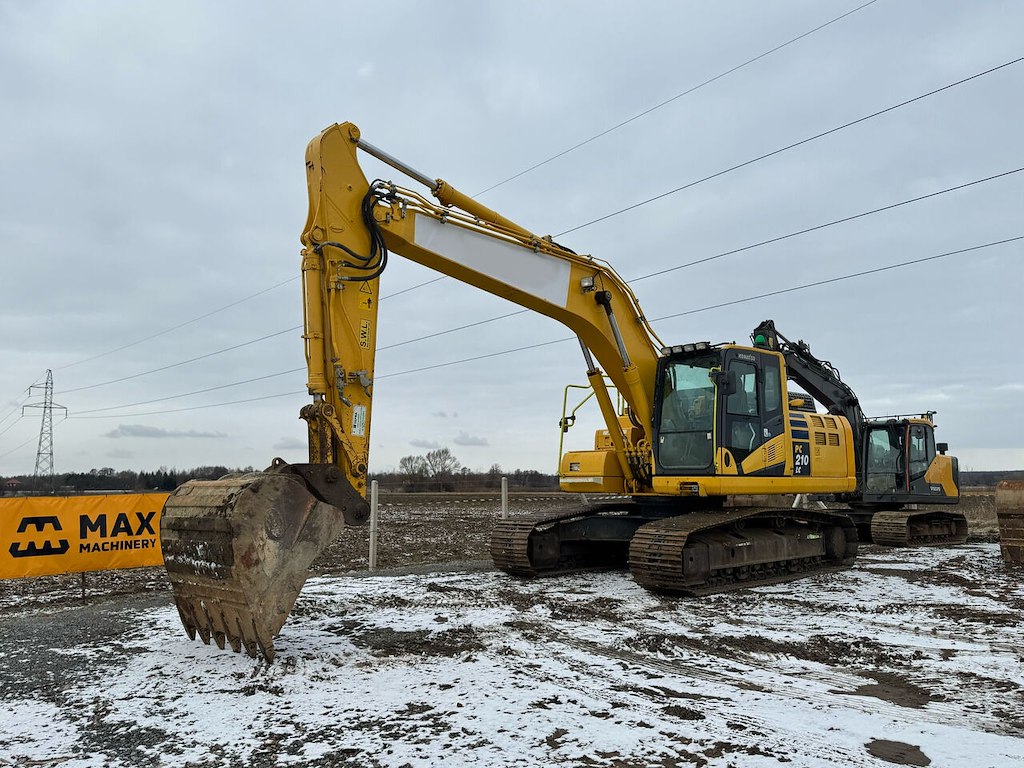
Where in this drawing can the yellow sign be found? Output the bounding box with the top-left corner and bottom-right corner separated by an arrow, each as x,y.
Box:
0,493 -> 169,579
358,282 -> 374,310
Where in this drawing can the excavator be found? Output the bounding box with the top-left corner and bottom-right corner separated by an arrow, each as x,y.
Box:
748,320 -> 966,546
159,121 -> 959,660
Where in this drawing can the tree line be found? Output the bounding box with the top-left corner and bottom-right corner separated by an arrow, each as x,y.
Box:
1,465 -> 253,494
379,447 -> 557,492
0,448 -> 559,495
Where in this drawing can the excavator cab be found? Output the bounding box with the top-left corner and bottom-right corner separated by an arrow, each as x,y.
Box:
855,417 -> 966,546
648,343 -> 854,493
861,417 -> 960,505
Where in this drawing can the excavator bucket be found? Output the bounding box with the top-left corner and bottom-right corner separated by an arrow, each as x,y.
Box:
160,460 -> 364,660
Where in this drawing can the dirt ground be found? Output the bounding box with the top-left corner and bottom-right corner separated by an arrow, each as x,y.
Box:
1,491 -> 1019,768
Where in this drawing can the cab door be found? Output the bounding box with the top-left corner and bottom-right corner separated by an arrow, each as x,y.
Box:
719,350 -> 785,472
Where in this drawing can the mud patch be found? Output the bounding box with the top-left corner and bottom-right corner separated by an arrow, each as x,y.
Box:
836,672 -> 940,709
866,738 -> 931,766
349,626 -> 484,657
702,632 -> 920,669
662,704 -> 705,720
932,603 -> 1020,627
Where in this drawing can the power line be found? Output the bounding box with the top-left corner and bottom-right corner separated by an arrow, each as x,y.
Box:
57,269 -> 476,395
556,56 -> 1024,236
0,415 -> 26,440
47,54 -> 1017,391
474,0 -> 881,196
379,310 -> 527,351
56,276 -> 298,372
0,386 -> 34,428
68,390 -> 304,419
64,235 -> 1020,419
349,56 -> 1024,306
381,277 -> 446,301
375,166 -> 1022,352
0,432 -> 37,461
59,326 -> 301,395
46,3 -> 875,380
371,235 -> 1024,375
43,44 -> 1014,393
70,368 -> 305,415
60,165 -> 1021,404
376,338 -> 571,380
649,235 -> 1024,323
629,166 -> 1024,282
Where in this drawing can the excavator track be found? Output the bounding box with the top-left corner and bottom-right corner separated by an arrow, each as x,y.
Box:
869,509 -> 969,547
629,508 -> 858,595
491,504 -> 858,595
490,502 -> 644,577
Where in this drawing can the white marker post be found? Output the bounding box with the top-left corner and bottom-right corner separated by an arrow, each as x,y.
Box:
501,476 -> 508,520
369,479 -> 379,571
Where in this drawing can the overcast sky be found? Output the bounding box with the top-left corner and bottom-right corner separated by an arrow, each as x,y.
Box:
1,1 -> 1021,478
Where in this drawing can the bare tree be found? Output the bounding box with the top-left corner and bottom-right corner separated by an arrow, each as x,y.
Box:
424,447 -> 461,490
398,455 -> 428,477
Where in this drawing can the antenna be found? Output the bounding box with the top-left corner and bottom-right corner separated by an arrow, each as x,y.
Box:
23,370 -> 67,491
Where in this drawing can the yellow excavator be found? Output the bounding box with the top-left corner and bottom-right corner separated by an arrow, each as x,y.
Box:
160,122 -> 963,660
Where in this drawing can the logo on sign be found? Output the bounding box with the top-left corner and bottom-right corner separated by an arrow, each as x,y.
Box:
9,516 -> 70,558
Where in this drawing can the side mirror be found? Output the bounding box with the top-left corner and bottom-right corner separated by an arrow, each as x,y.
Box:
710,370 -> 738,395
937,442 -> 948,455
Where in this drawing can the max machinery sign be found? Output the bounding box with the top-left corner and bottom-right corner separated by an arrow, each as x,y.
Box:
0,493 -> 169,578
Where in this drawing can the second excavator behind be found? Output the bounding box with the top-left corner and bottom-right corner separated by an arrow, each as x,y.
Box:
160,122 -> 963,660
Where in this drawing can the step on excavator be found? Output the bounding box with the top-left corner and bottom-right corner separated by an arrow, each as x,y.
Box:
160,122 -> 959,660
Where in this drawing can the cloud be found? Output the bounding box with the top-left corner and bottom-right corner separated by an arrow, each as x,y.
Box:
409,439 -> 441,450
272,437 -> 307,450
103,424 -> 227,439
432,410 -> 448,418
105,449 -> 135,459
453,431 -> 488,447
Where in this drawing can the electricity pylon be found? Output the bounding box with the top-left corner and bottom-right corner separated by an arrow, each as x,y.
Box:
23,370 -> 67,491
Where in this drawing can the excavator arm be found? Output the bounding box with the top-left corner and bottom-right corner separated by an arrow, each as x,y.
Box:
160,122 -> 665,659
752,319 -> 866,449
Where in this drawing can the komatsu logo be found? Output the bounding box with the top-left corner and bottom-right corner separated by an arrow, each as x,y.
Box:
79,511 -> 158,553
9,516 -> 70,558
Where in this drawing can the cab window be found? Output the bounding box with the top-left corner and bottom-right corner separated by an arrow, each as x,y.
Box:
726,361 -> 758,416
762,359 -> 781,414
909,424 -> 932,478
657,356 -> 716,470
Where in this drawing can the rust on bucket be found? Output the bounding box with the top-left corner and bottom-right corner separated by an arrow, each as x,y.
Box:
995,481 -> 1024,566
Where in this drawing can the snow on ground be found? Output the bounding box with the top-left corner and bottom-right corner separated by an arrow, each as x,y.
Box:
2,543 -> 1023,767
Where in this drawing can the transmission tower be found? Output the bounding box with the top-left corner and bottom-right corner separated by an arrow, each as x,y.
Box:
23,370 -> 67,490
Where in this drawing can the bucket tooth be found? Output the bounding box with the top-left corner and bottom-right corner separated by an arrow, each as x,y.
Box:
254,621 -> 277,662
175,601 -> 198,641
238,626 -> 258,659
195,614 -> 212,646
